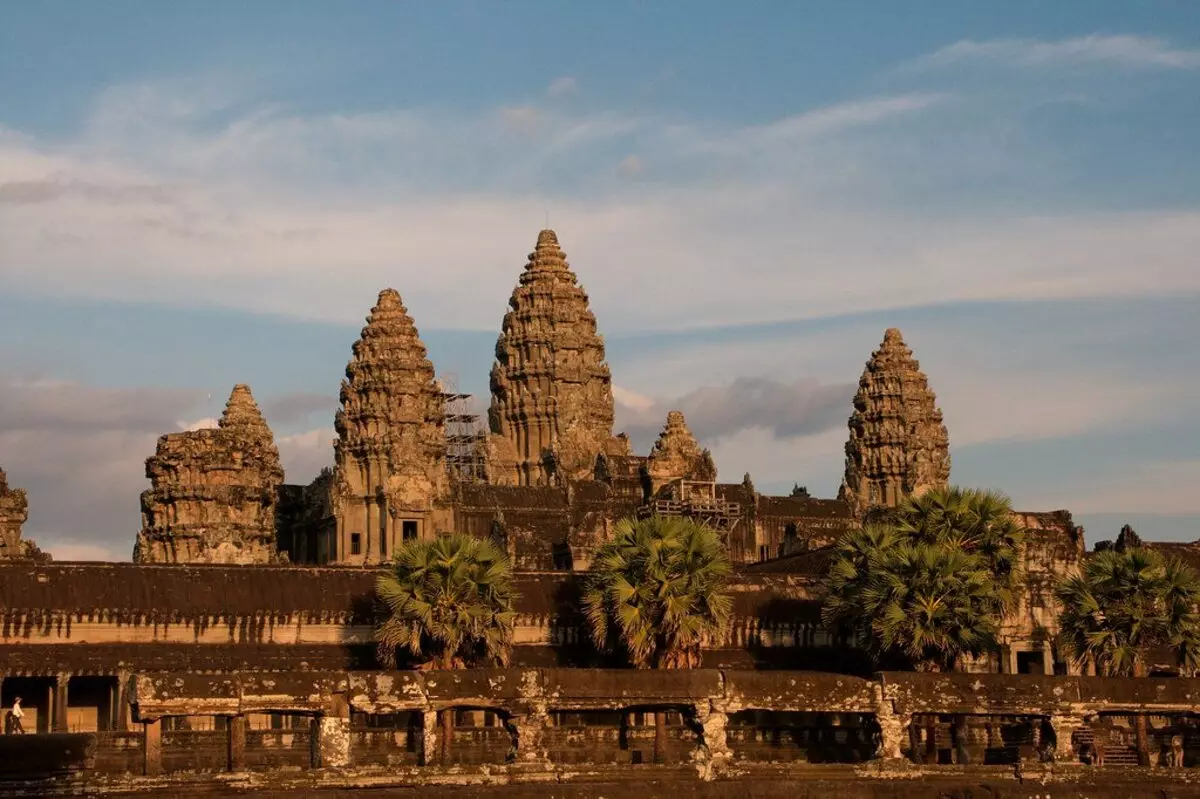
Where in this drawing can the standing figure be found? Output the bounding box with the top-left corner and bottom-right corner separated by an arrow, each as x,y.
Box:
10,697 -> 25,734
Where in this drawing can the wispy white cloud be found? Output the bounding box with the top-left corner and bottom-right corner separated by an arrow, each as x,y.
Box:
546,76 -> 579,97
1,71 -> 1197,335
908,34 -> 1200,72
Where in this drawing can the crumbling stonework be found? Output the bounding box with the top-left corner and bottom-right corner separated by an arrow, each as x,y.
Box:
838,328 -> 950,516
135,385 -> 284,564
332,289 -> 448,564
488,230 -> 617,487
0,467 -> 45,561
646,411 -> 717,498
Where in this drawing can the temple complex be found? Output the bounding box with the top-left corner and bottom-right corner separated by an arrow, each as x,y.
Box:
3,227 -> 1197,794
838,327 -> 951,516
133,384 -> 284,564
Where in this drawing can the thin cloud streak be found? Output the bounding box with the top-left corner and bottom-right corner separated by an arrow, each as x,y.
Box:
907,34 -> 1200,72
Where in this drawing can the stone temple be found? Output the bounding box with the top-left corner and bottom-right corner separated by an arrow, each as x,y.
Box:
2,229 -> 1197,795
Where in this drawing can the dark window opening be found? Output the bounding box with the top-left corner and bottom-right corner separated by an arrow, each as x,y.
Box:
552,542 -> 573,571
402,520 -> 418,541
350,533 -> 362,556
1016,650 -> 1045,674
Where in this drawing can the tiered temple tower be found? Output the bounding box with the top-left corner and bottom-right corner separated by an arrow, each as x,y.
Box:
488,229 -> 616,486
0,467 -> 32,560
838,328 -> 950,516
135,384 -> 285,564
645,411 -> 717,498
332,289 -> 447,564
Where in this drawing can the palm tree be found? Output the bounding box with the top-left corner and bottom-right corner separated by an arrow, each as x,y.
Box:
583,515 -> 732,763
1056,546 -> 1200,765
375,532 -> 517,764
895,487 -> 1024,606
824,487 -> 1023,671
823,487 -> 1024,762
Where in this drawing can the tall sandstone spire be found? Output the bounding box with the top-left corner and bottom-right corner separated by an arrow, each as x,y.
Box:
333,289 -> 446,564
135,384 -> 284,564
488,229 -> 615,486
839,328 -> 950,516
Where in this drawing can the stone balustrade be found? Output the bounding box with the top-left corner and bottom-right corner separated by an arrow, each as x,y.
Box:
114,669 -> 1200,776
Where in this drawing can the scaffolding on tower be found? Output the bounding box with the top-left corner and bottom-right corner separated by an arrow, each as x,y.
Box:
437,372 -> 488,483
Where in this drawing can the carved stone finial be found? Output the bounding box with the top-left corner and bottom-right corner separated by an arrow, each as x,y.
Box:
332,288 -> 447,563
489,229 -> 615,486
839,328 -> 950,516
135,384 -> 285,564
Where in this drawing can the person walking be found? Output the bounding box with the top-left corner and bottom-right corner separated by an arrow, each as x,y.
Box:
10,697 -> 25,734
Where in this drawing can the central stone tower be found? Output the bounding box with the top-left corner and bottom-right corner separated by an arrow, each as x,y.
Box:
488,229 -> 616,486
332,289 -> 447,564
838,328 -> 951,516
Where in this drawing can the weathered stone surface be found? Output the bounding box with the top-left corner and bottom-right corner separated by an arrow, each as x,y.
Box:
134,385 -> 285,564
838,328 -> 950,516
0,466 -> 47,561
488,230 -> 617,487
646,411 -> 717,498
332,289 -> 447,564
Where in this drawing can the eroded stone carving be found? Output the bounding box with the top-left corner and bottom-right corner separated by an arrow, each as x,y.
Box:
0,467 -> 45,561
646,411 -> 717,497
134,384 -> 284,564
488,230 -> 617,486
839,328 -> 950,516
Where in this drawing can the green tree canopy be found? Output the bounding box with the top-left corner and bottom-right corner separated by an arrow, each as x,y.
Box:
583,515 -> 732,670
1056,545 -> 1200,678
822,486 -> 1025,672
374,532 -> 517,670
1056,544 -> 1200,765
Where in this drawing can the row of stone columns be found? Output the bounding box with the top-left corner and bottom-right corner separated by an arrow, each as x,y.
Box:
132,704 -> 1107,775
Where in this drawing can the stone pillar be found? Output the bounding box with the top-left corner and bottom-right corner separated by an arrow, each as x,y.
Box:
53,674 -> 70,732
875,687 -> 909,761
316,715 -> 351,768
144,719 -> 162,776
1050,714 -> 1084,763
692,703 -> 732,779
1001,644 -> 1017,675
509,709 -> 549,763
115,672 -> 131,732
1043,642 -> 1056,676
419,710 -> 438,766
227,715 -> 247,772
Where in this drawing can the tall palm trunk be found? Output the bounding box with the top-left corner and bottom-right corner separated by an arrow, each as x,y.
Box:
653,710 -> 667,764
1133,660 -> 1151,767
441,709 -> 454,765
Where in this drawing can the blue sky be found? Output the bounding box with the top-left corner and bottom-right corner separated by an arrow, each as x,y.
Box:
1,2 -> 1198,559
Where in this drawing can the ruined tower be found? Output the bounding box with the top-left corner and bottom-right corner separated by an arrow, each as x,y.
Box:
332,289 -> 447,564
0,467 -> 35,560
839,328 -> 950,516
135,384 -> 285,564
645,411 -> 717,498
488,229 -> 616,486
